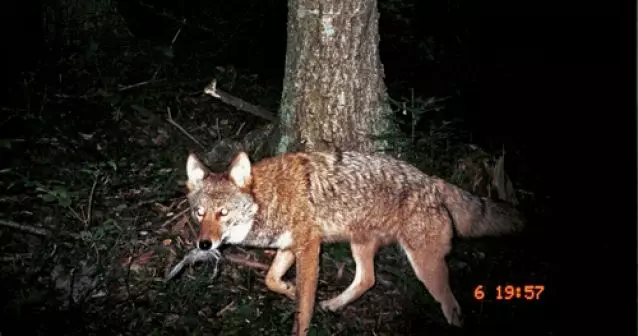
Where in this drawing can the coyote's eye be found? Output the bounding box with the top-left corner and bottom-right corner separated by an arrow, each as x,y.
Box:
219,208 -> 228,217
196,207 -> 205,217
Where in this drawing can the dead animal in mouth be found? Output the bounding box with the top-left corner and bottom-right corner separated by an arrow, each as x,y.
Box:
165,248 -> 222,281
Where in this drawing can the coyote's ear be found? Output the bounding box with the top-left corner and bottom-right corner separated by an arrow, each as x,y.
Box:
186,154 -> 208,191
229,152 -> 252,188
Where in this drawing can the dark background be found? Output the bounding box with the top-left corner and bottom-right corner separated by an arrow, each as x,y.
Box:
2,0 -> 615,197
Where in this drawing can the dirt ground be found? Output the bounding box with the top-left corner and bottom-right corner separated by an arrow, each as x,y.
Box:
0,57 -> 555,335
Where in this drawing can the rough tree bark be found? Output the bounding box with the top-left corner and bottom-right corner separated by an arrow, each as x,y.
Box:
276,0 -> 391,154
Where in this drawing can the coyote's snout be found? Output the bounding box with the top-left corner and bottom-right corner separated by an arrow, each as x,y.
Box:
185,151 -> 524,335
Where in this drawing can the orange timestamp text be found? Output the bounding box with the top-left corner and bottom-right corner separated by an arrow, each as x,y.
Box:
473,284 -> 545,301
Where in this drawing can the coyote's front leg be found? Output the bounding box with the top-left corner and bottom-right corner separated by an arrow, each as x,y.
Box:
265,249 -> 296,299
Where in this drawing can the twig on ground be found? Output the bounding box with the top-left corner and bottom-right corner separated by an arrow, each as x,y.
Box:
204,80 -> 276,121
154,199 -> 187,213
161,207 -> 190,228
235,122 -> 246,136
166,107 -> 206,149
0,219 -> 50,236
170,20 -> 184,44
68,207 -> 85,225
153,21 -> 185,80
117,79 -> 164,92
86,173 -> 99,227
175,198 -> 188,209
130,198 -> 163,210
0,219 -> 79,240
223,253 -> 270,271
216,300 -> 236,317
164,198 -> 189,212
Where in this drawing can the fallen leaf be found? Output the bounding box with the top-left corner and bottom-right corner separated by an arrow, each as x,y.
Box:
136,250 -> 155,264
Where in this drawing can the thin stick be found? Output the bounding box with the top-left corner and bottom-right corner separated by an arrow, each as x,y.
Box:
175,198 -> 188,209
117,80 -> 164,92
0,219 -> 50,236
235,121 -> 246,136
216,300 -> 236,317
0,220 -> 81,241
166,107 -> 206,149
161,207 -> 190,228
67,206 -> 85,225
204,80 -> 275,121
170,21 -> 185,44
153,23 -> 184,80
86,174 -> 99,227
223,253 -> 270,271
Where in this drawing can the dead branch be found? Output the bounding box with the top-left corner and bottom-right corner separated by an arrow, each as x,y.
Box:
153,24 -> 183,80
161,207 -> 190,228
223,253 -> 270,271
0,219 -> 50,236
166,107 -> 206,149
204,80 -> 276,121
216,300 -> 236,317
117,79 -> 164,92
0,219 -> 81,241
86,174 -> 99,227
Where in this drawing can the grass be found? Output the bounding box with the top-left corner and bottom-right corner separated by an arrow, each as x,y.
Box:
0,35 -> 554,336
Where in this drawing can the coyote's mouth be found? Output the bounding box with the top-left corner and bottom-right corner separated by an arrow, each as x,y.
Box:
165,248 -> 222,281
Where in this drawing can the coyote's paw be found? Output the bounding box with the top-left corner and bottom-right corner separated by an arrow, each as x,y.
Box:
281,282 -> 296,300
443,301 -> 463,327
265,277 -> 296,300
319,298 -> 343,312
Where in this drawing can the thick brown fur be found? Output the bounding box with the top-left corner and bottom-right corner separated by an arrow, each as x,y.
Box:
185,151 -> 524,336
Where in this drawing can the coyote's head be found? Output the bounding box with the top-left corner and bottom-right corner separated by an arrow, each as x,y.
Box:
185,152 -> 258,251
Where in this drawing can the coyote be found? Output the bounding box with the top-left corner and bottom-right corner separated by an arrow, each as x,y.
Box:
185,151 -> 524,335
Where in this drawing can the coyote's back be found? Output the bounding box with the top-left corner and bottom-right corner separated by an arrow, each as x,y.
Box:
300,151 -> 524,243
185,150 -> 524,336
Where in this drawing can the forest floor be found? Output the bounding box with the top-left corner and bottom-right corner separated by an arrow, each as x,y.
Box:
0,38 -> 555,336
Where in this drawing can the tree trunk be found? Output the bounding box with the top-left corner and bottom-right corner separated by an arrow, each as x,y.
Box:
276,0 -> 391,154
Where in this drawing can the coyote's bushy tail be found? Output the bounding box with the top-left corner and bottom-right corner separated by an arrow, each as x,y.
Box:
440,182 -> 525,238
